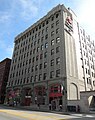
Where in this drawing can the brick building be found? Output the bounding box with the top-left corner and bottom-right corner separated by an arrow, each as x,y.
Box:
0,58 -> 11,103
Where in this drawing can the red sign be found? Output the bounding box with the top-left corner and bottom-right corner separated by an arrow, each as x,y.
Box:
65,15 -> 73,33
66,16 -> 72,24
49,93 -> 62,97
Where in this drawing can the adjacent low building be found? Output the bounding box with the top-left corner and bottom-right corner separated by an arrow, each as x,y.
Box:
6,4 -> 95,112
0,58 -> 11,104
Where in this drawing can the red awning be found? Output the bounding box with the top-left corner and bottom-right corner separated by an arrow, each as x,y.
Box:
49,93 -> 62,97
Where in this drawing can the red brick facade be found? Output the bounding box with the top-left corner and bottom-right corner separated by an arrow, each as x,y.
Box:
0,58 -> 11,103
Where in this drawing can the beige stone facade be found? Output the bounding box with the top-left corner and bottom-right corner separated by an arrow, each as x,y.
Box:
6,4 -> 95,112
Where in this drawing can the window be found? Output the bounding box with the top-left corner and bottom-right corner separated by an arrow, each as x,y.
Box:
27,77 -> 29,83
35,34 -> 37,38
23,61 -> 25,66
22,70 -> 23,75
56,46 -> 60,53
88,69 -> 90,75
43,73 -> 47,80
56,37 -> 60,43
30,76 -> 33,82
29,59 -> 31,64
38,31 -> 40,36
26,60 -> 28,65
45,34 -> 48,39
32,36 -> 34,40
46,20 -> 49,24
51,39 -> 54,45
39,25 -> 41,29
39,64 -> 42,69
39,74 -> 42,81
32,57 -> 35,62
27,52 -> 29,57
85,45 -> 87,50
44,52 -> 47,58
92,72 -> 93,77
56,28 -> 59,34
34,75 -> 37,82
51,49 -> 54,55
34,41 -> 36,46
56,57 -> 60,64
94,73 -> 95,78
42,22 -> 45,27
33,48 -> 35,54
40,54 -> 43,59
45,43 -> 48,48
25,68 -> 27,74
41,45 -> 43,50
25,46 -> 27,51
35,65 -> 38,71
42,29 -> 44,34
36,55 -> 39,61
44,62 -> 47,68
87,61 -> 89,66
85,68 -> 87,74
56,13 -> 59,18
51,59 -> 54,66
37,47 -> 40,52
82,43 -> 84,48
16,72 -> 18,77
86,53 -> 88,57
36,27 -> 38,31
31,43 -> 33,48
93,81 -> 95,86
30,50 -> 32,55
56,69 -> 60,77
23,78 -> 26,84
51,23 -> 54,28
31,66 -> 34,72
51,31 -> 54,36
41,37 -> 44,42
84,59 -> 86,65
20,79 -> 22,84
46,27 -> 48,32
38,39 -> 40,44
51,16 -> 54,21
87,78 -> 91,84
56,20 -> 59,26
50,71 -> 54,78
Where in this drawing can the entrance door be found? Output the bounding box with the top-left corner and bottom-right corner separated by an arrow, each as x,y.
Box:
25,98 -> 31,106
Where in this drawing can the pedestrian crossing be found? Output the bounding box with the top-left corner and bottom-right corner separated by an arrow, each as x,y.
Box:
71,113 -> 95,118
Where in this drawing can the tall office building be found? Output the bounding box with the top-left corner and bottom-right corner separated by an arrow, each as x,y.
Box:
0,58 -> 11,103
78,27 -> 95,91
6,4 -> 95,111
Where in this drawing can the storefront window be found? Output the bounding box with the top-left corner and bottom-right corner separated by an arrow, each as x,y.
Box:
34,86 -> 46,105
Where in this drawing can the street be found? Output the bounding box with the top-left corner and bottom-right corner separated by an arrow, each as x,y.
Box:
0,106 -> 95,120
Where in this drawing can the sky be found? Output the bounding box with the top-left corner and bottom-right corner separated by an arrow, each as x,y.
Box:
0,0 -> 95,61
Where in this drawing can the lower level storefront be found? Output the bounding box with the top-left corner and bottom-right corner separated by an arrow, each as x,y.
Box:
6,83 -> 65,110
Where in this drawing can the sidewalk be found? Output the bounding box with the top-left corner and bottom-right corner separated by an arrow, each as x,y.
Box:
2,104 -> 71,115
2,104 -> 95,115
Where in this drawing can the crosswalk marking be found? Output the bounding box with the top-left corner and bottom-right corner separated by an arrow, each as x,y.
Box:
71,114 -> 95,118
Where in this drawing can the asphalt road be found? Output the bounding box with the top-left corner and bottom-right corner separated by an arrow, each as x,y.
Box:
0,105 -> 95,120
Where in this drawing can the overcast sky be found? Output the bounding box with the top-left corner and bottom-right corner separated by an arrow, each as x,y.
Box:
0,0 -> 95,61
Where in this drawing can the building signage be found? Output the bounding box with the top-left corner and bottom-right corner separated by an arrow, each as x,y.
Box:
65,16 -> 73,34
